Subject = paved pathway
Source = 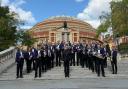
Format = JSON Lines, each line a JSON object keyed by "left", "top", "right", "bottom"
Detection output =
{"left": 0, "top": 58, "right": 128, "bottom": 80}
{"left": 0, "top": 58, "right": 128, "bottom": 89}
{"left": 1, "top": 78, "right": 128, "bottom": 89}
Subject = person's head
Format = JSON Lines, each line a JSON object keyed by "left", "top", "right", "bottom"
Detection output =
{"left": 17, "top": 47, "right": 20, "bottom": 52}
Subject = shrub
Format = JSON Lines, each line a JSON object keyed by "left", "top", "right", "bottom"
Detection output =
{"left": 119, "top": 43, "right": 128, "bottom": 54}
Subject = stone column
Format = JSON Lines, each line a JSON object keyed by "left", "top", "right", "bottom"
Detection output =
{"left": 62, "top": 32, "right": 64, "bottom": 41}
{"left": 67, "top": 32, "right": 70, "bottom": 42}
{"left": 64, "top": 32, "right": 67, "bottom": 42}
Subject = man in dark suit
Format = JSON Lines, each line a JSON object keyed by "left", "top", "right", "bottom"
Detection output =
{"left": 76, "top": 43, "right": 83, "bottom": 66}
{"left": 35, "top": 46, "right": 42, "bottom": 78}
{"left": 70, "top": 44, "right": 76, "bottom": 66}
{"left": 15, "top": 48, "right": 24, "bottom": 78}
{"left": 55, "top": 42, "right": 61, "bottom": 66}
{"left": 111, "top": 47, "right": 118, "bottom": 74}
{"left": 24, "top": 49, "right": 29, "bottom": 73}
{"left": 50, "top": 45, "right": 55, "bottom": 68}
{"left": 40, "top": 46, "right": 47, "bottom": 72}
{"left": 96, "top": 45, "right": 105, "bottom": 77}
{"left": 31, "top": 47, "right": 38, "bottom": 70}
{"left": 63, "top": 45, "right": 71, "bottom": 78}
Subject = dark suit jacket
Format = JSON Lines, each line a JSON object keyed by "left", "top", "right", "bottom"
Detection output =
{"left": 24, "top": 51, "right": 29, "bottom": 60}
{"left": 63, "top": 49, "right": 70, "bottom": 62}
{"left": 16, "top": 51, "right": 24, "bottom": 62}
{"left": 112, "top": 50, "right": 117, "bottom": 61}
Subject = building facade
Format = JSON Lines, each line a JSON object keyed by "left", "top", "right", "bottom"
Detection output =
{"left": 29, "top": 16, "right": 98, "bottom": 44}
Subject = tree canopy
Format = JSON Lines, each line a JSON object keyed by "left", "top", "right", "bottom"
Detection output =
{"left": 96, "top": 0, "right": 128, "bottom": 38}
{"left": 16, "top": 30, "right": 36, "bottom": 47}
{"left": 0, "top": 6, "right": 20, "bottom": 51}
{"left": 111, "top": 0, "right": 128, "bottom": 37}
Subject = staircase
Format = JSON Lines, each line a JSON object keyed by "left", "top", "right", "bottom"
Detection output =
{"left": 1, "top": 58, "right": 128, "bottom": 80}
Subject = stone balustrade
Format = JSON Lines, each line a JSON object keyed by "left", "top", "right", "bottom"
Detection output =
{"left": 0, "top": 47, "right": 16, "bottom": 74}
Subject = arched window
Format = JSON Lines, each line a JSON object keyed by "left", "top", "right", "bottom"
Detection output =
{"left": 50, "top": 33, "right": 55, "bottom": 42}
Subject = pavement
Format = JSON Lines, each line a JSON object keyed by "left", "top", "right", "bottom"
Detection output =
{"left": 0, "top": 58, "right": 128, "bottom": 89}
{"left": 1, "top": 58, "right": 128, "bottom": 80}
{"left": 1, "top": 78, "right": 128, "bottom": 89}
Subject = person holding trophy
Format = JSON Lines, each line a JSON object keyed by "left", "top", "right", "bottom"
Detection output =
{"left": 95, "top": 45, "right": 106, "bottom": 77}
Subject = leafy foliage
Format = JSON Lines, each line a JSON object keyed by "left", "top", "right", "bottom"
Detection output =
{"left": 118, "top": 43, "right": 128, "bottom": 54}
{"left": 0, "top": 6, "right": 20, "bottom": 51}
{"left": 96, "top": 0, "right": 128, "bottom": 38}
{"left": 96, "top": 13, "right": 111, "bottom": 37}
{"left": 16, "top": 30, "right": 36, "bottom": 47}
{"left": 111, "top": 0, "right": 128, "bottom": 37}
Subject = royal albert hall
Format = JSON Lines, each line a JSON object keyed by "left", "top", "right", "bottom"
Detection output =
{"left": 29, "top": 16, "right": 98, "bottom": 44}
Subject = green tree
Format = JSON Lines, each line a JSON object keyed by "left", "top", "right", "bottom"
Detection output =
{"left": 96, "top": 13, "right": 111, "bottom": 37}
{"left": 16, "top": 30, "right": 36, "bottom": 47}
{"left": 111, "top": 0, "right": 128, "bottom": 37}
{"left": 0, "top": 6, "right": 20, "bottom": 51}
{"left": 97, "top": 0, "right": 128, "bottom": 38}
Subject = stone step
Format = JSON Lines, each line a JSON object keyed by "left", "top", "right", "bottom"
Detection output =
{"left": 1, "top": 59, "right": 128, "bottom": 80}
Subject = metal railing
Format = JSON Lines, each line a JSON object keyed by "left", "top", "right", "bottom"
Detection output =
{"left": 0, "top": 47, "right": 16, "bottom": 64}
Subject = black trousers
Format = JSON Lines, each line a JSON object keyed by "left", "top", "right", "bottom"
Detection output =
{"left": 56, "top": 53, "right": 61, "bottom": 66}
{"left": 26, "top": 59, "right": 32, "bottom": 73}
{"left": 47, "top": 56, "right": 52, "bottom": 69}
{"left": 64, "top": 61, "right": 70, "bottom": 77}
{"left": 35, "top": 59, "right": 42, "bottom": 78}
{"left": 94, "top": 58, "right": 97, "bottom": 73}
{"left": 42, "top": 58, "right": 47, "bottom": 72}
{"left": 50, "top": 56, "right": 54, "bottom": 68}
{"left": 111, "top": 59, "right": 117, "bottom": 74}
{"left": 90, "top": 57, "right": 94, "bottom": 72}
{"left": 81, "top": 54, "right": 85, "bottom": 68}
{"left": 88, "top": 56, "right": 92, "bottom": 70}
{"left": 16, "top": 60, "right": 24, "bottom": 78}
{"left": 96, "top": 59, "right": 105, "bottom": 77}
{"left": 70, "top": 53, "right": 75, "bottom": 66}
{"left": 104, "top": 57, "right": 107, "bottom": 68}
{"left": 32, "top": 58, "right": 36, "bottom": 70}
{"left": 77, "top": 52, "right": 82, "bottom": 66}
{"left": 85, "top": 55, "right": 89, "bottom": 68}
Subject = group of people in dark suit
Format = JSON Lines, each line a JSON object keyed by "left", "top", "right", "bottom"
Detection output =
{"left": 15, "top": 41, "right": 118, "bottom": 78}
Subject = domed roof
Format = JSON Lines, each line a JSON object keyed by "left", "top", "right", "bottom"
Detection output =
{"left": 44, "top": 15, "right": 83, "bottom": 22}
{"left": 30, "top": 16, "right": 95, "bottom": 32}
{"left": 37, "top": 15, "right": 91, "bottom": 27}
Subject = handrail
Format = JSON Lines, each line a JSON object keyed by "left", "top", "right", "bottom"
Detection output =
{"left": 0, "top": 47, "right": 16, "bottom": 63}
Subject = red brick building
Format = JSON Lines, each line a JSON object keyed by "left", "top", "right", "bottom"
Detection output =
{"left": 29, "top": 16, "right": 98, "bottom": 43}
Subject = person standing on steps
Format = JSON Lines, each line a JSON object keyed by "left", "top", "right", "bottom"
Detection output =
{"left": 63, "top": 44, "right": 71, "bottom": 78}
{"left": 55, "top": 41, "right": 61, "bottom": 66}
{"left": 34, "top": 45, "right": 42, "bottom": 78}
{"left": 111, "top": 47, "right": 118, "bottom": 74}
{"left": 95, "top": 44, "right": 106, "bottom": 77}
{"left": 15, "top": 47, "right": 24, "bottom": 78}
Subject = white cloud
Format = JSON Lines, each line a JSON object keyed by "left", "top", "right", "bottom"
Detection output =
{"left": 77, "top": 0, "right": 112, "bottom": 28}
{"left": 20, "top": 25, "right": 33, "bottom": 29}
{"left": 1, "top": 0, "right": 36, "bottom": 26}
{"left": 1, "top": 0, "right": 10, "bottom": 6}
{"left": 75, "top": 0, "right": 84, "bottom": 2}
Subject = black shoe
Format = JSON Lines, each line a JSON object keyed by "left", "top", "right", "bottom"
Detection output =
{"left": 20, "top": 76, "right": 23, "bottom": 78}
{"left": 102, "top": 75, "right": 105, "bottom": 77}
{"left": 97, "top": 75, "right": 100, "bottom": 77}
{"left": 16, "top": 76, "right": 19, "bottom": 78}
